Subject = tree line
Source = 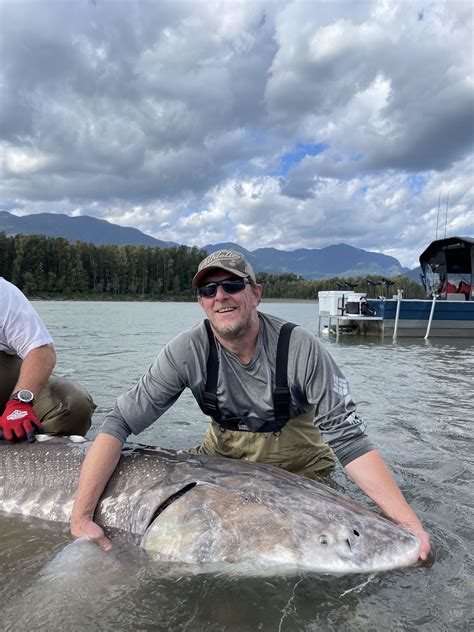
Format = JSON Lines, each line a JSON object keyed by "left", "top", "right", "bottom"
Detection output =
{"left": 0, "top": 232, "right": 425, "bottom": 300}
{"left": 257, "top": 272, "right": 425, "bottom": 300}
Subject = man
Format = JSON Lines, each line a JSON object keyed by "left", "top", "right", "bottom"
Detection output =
{"left": 71, "top": 250, "right": 430, "bottom": 559}
{"left": 0, "top": 277, "right": 95, "bottom": 442}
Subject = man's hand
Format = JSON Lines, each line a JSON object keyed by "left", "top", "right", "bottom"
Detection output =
{"left": 0, "top": 400, "right": 43, "bottom": 442}
{"left": 70, "top": 433, "right": 123, "bottom": 551}
{"left": 404, "top": 524, "right": 431, "bottom": 561}
{"left": 71, "top": 517, "right": 112, "bottom": 551}
{"left": 345, "top": 450, "right": 431, "bottom": 563}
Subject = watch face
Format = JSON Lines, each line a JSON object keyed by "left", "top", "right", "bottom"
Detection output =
{"left": 17, "top": 389, "right": 34, "bottom": 403}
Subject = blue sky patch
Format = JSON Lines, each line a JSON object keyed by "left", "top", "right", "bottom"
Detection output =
{"left": 274, "top": 142, "right": 328, "bottom": 176}
{"left": 405, "top": 174, "right": 429, "bottom": 195}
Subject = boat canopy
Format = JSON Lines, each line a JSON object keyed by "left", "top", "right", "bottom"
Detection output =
{"left": 420, "top": 236, "right": 473, "bottom": 301}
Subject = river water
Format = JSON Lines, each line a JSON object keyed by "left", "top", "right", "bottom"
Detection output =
{"left": 1, "top": 301, "right": 472, "bottom": 631}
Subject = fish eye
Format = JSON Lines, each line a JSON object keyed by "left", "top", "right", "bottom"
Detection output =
{"left": 353, "top": 529, "right": 360, "bottom": 537}
{"left": 319, "top": 535, "right": 328, "bottom": 546}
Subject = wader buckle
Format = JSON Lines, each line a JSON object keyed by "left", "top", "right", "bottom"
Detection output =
{"left": 202, "top": 392, "right": 219, "bottom": 416}
{"left": 273, "top": 386, "right": 291, "bottom": 419}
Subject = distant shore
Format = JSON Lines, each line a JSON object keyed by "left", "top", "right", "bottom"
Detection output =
{"left": 29, "top": 295, "right": 316, "bottom": 303}
{"left": 261, "top": 298, "right": 314, "bottom": 303}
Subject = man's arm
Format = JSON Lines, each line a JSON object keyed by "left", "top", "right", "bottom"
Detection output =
{"left": 294, "top": 333, "right": 430, "bottom": 560}
{"left": 345, "top": 450, "right": 430, "bottom": 559}
{"left": 70, "top": 433, "right": 123, "bottom": 549}
{"left": 70, "top": 338, "right": 192, "bottom": 547}
{"left": 0, "top": 344, "right": 57, "bottom": 442}
{"left": 11, "top": 344, "right": 56, "bottom": 396}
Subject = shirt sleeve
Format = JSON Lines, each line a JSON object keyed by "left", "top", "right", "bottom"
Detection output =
{"left": 291, "top": 330, "right": 374, "bottom": 467}
{"left": 0, "top": 280, "right": 53, "bottom": 358}
{"left": 100, "top": 334, "right": 190, "bottom": 443}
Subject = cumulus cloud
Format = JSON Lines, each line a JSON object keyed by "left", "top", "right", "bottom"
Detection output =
{"left": 0, "top": 0, "right": 472, "bottom": 267}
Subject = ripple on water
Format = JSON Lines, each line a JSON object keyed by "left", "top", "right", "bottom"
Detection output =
{"left": 7, "top": 301, "right": 470, "bottom": 631}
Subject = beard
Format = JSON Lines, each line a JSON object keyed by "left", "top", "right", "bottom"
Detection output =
{"left": 210, "top": 309, "right": 257, "bottom": 341}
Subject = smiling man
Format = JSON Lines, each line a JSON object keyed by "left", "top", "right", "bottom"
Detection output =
{"left": 71, "top": 250, "right": 430, "bottom": 560}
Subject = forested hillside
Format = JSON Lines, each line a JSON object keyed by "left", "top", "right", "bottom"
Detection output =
{"left": 0, "top": 233, "right": 425, "bottom": 300}
{"left": 0, "top": 233, "right": 204, "bottom": 299}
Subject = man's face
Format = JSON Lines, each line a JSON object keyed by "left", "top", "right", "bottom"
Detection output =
{"left": 197, "top": 270, "right": 263, "bottom": 340}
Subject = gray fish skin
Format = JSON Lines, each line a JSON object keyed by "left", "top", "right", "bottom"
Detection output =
{"left": 0, "top": 436, "right": 421, "bottom": 575}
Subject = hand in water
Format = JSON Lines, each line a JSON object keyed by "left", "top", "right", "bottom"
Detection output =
{"left": 405, "top": 525, "right": 430, "bottom": 561}
{"left": 71, "top": 518, "right": 112, "bottom": 551}
{"left": 415, "top": 528, "right": 431, "bottom": 561}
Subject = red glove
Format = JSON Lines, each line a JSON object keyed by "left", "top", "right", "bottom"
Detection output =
{"left": 0, "top": 400, "right": 43, "bottom": 443}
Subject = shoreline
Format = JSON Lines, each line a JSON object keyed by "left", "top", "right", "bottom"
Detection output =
{"left": 29, "top": 296, "right": 316, "bottom": 303}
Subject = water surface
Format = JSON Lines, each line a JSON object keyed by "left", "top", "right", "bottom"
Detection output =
{"left": 1, "top": 301, "right": 472, "bottom": 631}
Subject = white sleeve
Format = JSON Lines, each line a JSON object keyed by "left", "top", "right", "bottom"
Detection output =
{"left": 0, "top": 279, "right": 54, "bottom": 358}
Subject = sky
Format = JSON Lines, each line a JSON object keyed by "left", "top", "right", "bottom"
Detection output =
{"left": 1, "top": 0, "right": 473, "bottom": 268}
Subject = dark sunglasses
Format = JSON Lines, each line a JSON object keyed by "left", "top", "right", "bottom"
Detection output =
{"left": 197, "top": 278, "right": 251, "bottom": 298}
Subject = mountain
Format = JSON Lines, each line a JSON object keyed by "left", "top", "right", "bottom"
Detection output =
{"left": 405, "top": 266, "right": 423, "bottom": 284}
{"left": 1, "top": 211, "right": 419, "bottom": 281}
{"left": 0, "top": 211, "right": 178, "bottom": 248}
{"left": 205, "top": 242, "right": 412, "bottom": 280}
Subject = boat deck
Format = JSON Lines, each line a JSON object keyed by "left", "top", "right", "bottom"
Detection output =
{"left": 317, "top": 313, "right": 383, "bottom": 336}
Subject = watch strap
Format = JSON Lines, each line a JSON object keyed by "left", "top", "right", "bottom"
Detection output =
{"left": 10, "top": 390, "right": 35, "bottom": 405}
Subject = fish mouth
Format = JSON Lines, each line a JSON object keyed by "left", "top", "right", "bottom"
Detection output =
{"left": 145, "top": 482, "right": 197, "bottom": 530}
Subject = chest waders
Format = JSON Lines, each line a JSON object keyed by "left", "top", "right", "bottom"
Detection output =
{"left": 188, "top": 321, "right": 336, "bottom": 480}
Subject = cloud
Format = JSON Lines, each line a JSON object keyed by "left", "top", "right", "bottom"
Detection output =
{"left": 266, "top": 1, "right": 474, "bottom": 173}
{"left": 0, "top": 0, "right": 472, "bottom": 267}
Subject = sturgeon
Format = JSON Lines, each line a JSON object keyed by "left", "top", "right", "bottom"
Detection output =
{"left": 0, "top": 436, "right": 421, "bottom": 575}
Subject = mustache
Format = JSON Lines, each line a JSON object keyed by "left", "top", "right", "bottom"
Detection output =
{"left": 213, "top": 302, "right": 236, "bottom": 311}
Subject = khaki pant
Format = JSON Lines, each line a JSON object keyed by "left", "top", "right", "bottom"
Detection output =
{"left": 0, "top": 352, "right": 95, "bottom": 436}
{"left": 189, "top": 408, "right": 336, "bottom": 481}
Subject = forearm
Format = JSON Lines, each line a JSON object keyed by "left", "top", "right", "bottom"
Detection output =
{"left": 71, "top": 433, "right": 123, "bottom": 525}
{"left": 12, "top": 345, "right": 56, "bottom": 396}
{"left": 345, "top": 449, "right": 423, "bottom": 529}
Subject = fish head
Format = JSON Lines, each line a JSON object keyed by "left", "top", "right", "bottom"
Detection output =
{"left": 140, "top": 475, "right": 421, "bottom": 575}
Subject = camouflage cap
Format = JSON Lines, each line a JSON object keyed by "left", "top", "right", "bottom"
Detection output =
{"left": 192, "top": 249, "right": 257, "bottom": 287}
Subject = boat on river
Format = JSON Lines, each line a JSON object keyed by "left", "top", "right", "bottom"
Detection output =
{"left": 318, "top": 236, "right": 474, "bottom": 338}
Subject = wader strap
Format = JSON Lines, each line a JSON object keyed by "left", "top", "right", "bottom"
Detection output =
{"left": 203, "top": 319, "right": 220, "bottom": 419}
{"left": 274, "top": 322, "right": 297, "bottom": 420}
{"left": 201, "top": 319, "right": 297, "bottom": 430}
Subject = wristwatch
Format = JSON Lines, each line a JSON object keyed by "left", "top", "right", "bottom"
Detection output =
{"left": 10, "top": 389, "right": 35, "bottom": 405}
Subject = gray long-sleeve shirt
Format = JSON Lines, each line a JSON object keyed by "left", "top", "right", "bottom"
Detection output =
{"left": 101, "top": 313, "right": 373, "bottom": 466}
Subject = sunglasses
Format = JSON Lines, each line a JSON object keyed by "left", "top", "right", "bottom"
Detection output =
{"left": 197, "top": 278, "right": 251, "bottom": 298}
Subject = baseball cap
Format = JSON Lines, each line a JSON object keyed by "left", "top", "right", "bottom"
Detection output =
{"left": 192, "top": 249, "right": 257, "bottom": 287}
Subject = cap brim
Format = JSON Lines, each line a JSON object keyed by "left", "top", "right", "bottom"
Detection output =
{"left": 192, "top": 265, "right": 248, "bottom": 287}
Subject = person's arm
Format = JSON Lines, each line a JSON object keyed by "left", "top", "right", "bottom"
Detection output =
{"left": 70, "top": 329, "right": 202, "bottom": 547}
{"left": 345, "top": 450, "right": 430, "bottom": 559}
{"left": 70, "top": 433, "right": 123, "bottom": 549}
{"left": 294, "top": 333, "right": 430, "bottom": 560}
{"left": 0, "top": 281, "right": 56, "bottom": 441}
{"left": 296, "top": 331, "right": 374, "bottom": 464}
{"left": 0, "top": 344, "right": 57, "bottom": 442}
{"left": 11, "top": 344, "right": 56, "bottom": 396}
{"left": 70, "top": 337, "right": 191, "bottom": 546}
